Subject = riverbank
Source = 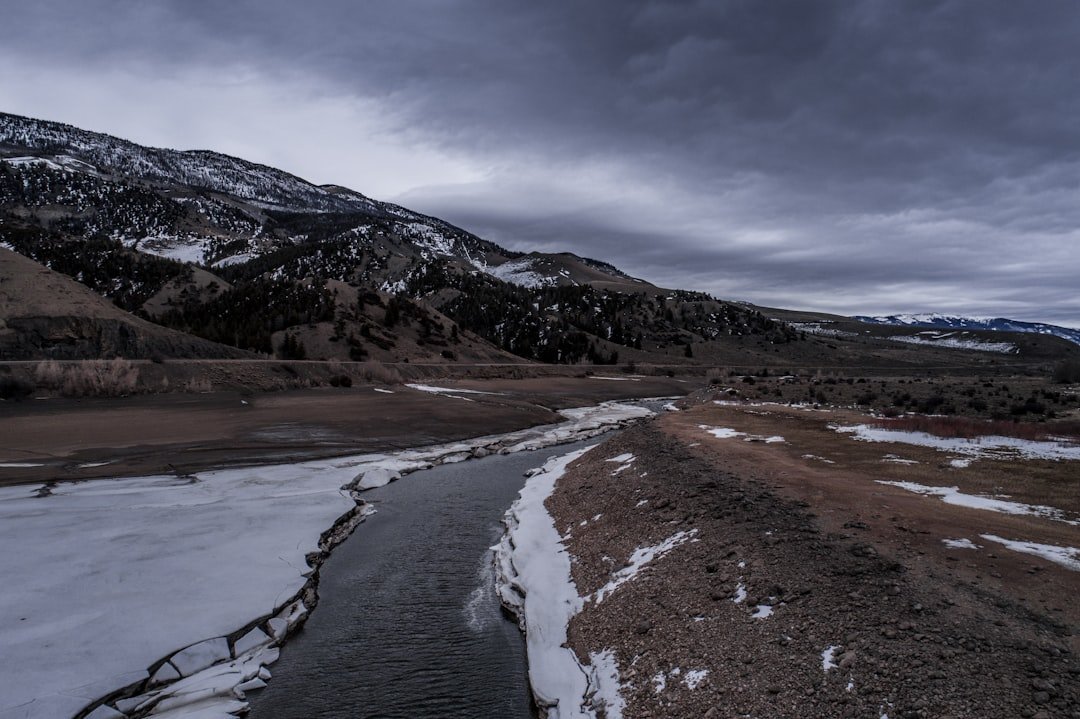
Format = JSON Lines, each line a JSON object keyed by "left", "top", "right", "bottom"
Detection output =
{"left": 0, "top": 375, "right": 689, "bottom": 486}
{"left": 0, "top": 398, "right": 658, "bottom": 719}
{"left": 503, "top": 396, "right": 1079, "bottom": 717}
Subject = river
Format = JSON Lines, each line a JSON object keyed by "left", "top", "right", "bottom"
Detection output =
{"left": 248, "top": 438, "right": 597, "bottom": 718}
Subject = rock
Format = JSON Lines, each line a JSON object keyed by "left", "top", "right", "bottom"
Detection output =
{"left": 170, "top": 636, "right": 231, "bottom": 676}
{"left": 275, "top": 598, "right": 308, "bottom": 630}
{"left": 635, "top": 621, "right": 653, "bottom": 635}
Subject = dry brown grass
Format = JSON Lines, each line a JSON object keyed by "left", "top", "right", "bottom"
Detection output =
{"left": 357, "top": 361, "right": 404, "bottom": 385}
{"left": 870, "top": 415, "right": 1080, "bottom": 442}
{"left": 183, "top": 377, "right": 212, "bottom": 393}
{"left": 35, "top": 359, "right": 140, "bottom": 397}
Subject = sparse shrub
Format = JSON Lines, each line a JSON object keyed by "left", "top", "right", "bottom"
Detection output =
{"left": 183, "top": 377, "right": 212, "bottom": 393}
{"left": 34, "top": 360, "right": 64, "bottom": 389}
{"left": 870, "top": 414, "right": 1076, "bottom": 441}
{"left": 0, "top": 375, "right": 33, "bottom": 400}
{"left": 1052, "top": 359, "right": 1080, "bottom": 384}
{"left": 52, "top": 359, "right": 140, "bottom": 397}
{"left": 358, "top": 361, "right": 403, "bottom": 385}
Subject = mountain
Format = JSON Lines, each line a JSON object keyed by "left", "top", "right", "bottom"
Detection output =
{"left": 0, "top": 247, "right": 251, "bottom": 360}
{"left": 855, "top": 314, "right": 1080, "bottom": 347}
{"left": 0, "top": 111, "right": 795, "bottom": 363}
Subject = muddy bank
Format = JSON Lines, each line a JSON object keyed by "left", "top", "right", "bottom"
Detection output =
{"left": 0, "top": 375, "right": 688, "bottom": 486}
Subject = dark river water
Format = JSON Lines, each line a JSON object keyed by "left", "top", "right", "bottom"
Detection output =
{"left": 249, "top": 439, "right": 596, "bottom": 719}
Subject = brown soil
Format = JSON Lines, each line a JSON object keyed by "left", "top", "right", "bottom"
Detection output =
{"left": 546, "top": 399, "right": 1079, "bottom": 718}
{"left": 0, "top": 375, "right": 688, "bottom": 485}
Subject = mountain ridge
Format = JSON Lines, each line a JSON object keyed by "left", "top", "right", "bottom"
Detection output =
{"left": 5, "top": 111, "right": 1074, "bottom": 369}
{"left": 1, "top": 111, "right": 798, "bottom": 363}
{"left": 855, "top": 313, "right": 1080, "bottom": 347}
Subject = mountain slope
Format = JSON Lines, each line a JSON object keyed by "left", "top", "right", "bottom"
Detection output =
{"left": 0, "top": 111, "right": 797, "bottom": 363}
{"left": 0, "top": 248, "right": 252, "bottom": 360}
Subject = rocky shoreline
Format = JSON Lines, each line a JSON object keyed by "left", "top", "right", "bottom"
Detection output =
{"left": 500, "top": 406, "right": 1078, "bottom": 718}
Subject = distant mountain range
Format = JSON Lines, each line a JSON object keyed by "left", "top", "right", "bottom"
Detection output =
{"left": 855, "top": 314, "right": 1080, "bottom": 347}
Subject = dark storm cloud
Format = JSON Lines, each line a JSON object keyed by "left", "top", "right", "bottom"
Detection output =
{"left": 3, "top": 0, "right": 1079, "bottom": 325}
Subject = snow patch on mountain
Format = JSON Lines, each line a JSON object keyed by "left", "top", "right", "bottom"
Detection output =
{"left": 0, "top": 112, "right": 368, "bottom": 213}
{"left": 887, "top": 332, "right": 1017, "bottom": 354}
{"left": 856, "top": 313, "right": 1080, "bottom": 346}
{"left": 475, "top": 257, "right": 559, "bottom": 289}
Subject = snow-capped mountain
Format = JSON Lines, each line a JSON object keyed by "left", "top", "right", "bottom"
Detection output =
{"left": 0, "top": 111, "right": 651, "bottom": 293}
{"left": 0, "top": 112, "right": 378, "bottom": 213}
{"left": 1, "top": 111, "right": 794, "bottom": 362}
{"left": 855, "top": 314, "right": 1080, "bottom": 347}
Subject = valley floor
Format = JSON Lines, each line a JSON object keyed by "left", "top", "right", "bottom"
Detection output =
{"left": 0, "top": 375, "right": 689, "bottom": 486}
{"left": 533, "top": 395, "right": 1079, "bottom": 718}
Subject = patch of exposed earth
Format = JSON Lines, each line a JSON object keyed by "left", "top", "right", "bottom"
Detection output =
{"left": 546, "top": 402, "right": 1079, "bottom": 718}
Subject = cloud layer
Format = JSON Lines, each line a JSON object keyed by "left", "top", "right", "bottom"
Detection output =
{"left": 2, "top": 1, "right": 1078, "bottom": 325}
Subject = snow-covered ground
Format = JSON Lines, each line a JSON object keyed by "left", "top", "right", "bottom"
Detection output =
{"left": 876, "top": 481, "right": 1078, "bottom": 525}
{"left": 979, "top": 535, "right": 1080, "bottom": 571}
{"left": 0, "top": 401, "right": 653, "bottom": 719}
{"left": 494, "top": 447, "right": 598, "bottom": 718}
{"left": 496, "top": 426, "right": 709, "bottom": 718}
{"left": 699, "top": 425, "right": 785, "bottom": 444}
{"left": 834, "top": 424, "right": 1080, "bottom": 462}
{"left": 404, "top": 383, "right": 502, "bottom": 396}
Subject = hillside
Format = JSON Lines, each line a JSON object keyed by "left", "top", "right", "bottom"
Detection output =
{"left": 1, "top": 112, "right": 1075, "bottom": 371}
{"left": 0, "top": 247, "right": 251, "bottom": 360}
{"left": 0, "top": 111, "right": 796, "bottom": 363}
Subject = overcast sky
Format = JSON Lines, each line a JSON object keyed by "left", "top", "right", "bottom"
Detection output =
{"left": 2, "top": 1, "right": 1078, "bottom": 326}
